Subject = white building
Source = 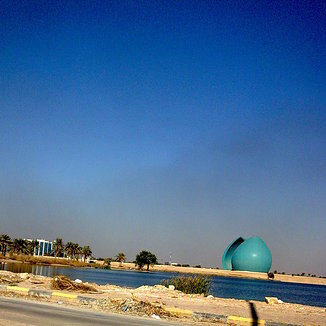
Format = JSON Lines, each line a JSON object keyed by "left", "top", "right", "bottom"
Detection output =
{"left": 26, "top": 239, "right": 53, "bottom": 256}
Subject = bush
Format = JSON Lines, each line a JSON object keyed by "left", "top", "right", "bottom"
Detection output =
{"left": 51, "top": 275, "right": 97, "bottom": 292}
{"left": 161, "top": 275, "right": 211, "bottom": 296}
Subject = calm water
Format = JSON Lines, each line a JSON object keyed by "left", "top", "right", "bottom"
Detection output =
{"left": 2, "top": 262, "right": 326, "bottom": 308}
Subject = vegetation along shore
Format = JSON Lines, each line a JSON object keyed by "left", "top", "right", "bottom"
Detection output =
{"left": 1, "top": 233, "right": 325, "bottom": 286}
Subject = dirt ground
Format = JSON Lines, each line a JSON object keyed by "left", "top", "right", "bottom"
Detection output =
{"left": 0, "top": 271, "right": 325, "bottom": 325}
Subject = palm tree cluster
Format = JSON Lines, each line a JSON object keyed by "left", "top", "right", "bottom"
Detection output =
{"left": 0, "top": 235, "right": 39, "bottom": 256}
{"left": 63, "top": 241, "right": 92, "bottom": 261}
{"left": 0, "top": 234, "right": 11, "bottom": 256}
{"left": 0, "top": 234, "right": 92, "bottom": 262}
{"left": 53, "top": 238, "right": 92, "bottom": 261}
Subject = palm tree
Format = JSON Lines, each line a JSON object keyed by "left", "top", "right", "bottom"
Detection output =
{"left": 76, "top": 245, "right": 82, "bottom": 261}
{"left": 65, "top": 242, "right": 74, "bottom": 259}
{"left": 82, "top": 246, "right": 92, "bottom": 262}
{"left": 65, "top": 242, "right": 80, "bottom": 260}
{"left": 0, "top": 234, "right": 11, "bottom": 256}
{"left": 27, "top": 239, "right": 39, "bottom": 255}
{"left": 9, "top": 238, "right": 29, "bottom": 255}
{"left": 115, "top": 252, "right": 126, "bottom": 266}
{"left": 53, "top": 238, "right": 64, "bottom": 257}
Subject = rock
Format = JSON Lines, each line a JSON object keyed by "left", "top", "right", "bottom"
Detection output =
{"left": 265, "top": 297, "right": 279, "bottom": 304}
{"left": 151, "top": 314, "right": 161, "bottom": 319}
{"left": 207, "top": 295, "right": 214, "bottom": 299}
{"left": 20, "top": 273, "right": 29, "bottom": 279}
{"left": 168, "top": 285, "right": 175, "bottom": 290}
{"left": 74, "top": 279, "right": 83, "bottom": 283}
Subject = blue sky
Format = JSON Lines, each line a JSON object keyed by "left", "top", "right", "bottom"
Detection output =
{"left": 1, "top": 1, "right": 325, "bottom": 275}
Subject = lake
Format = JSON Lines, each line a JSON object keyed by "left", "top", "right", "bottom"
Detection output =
{"left": 2, "top": 262, "right": 326, "bottom": 308}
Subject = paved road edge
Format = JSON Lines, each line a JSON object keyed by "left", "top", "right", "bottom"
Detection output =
{"left": 0, "top": 285, "right": 298, "bottom": 325}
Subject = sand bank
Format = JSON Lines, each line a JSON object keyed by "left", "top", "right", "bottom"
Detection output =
{"left": 110, "top": 262, "right": 326, "bottom": 286}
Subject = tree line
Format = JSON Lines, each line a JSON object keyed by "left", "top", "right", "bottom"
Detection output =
{"left": 1, "top": 234, "right": 159, "bottom": 271}
{"left": 0, "top": 234, "right": 92, "bottom": 261}
{"left": 104, "top": 250, "right": 158, "bottom": 271}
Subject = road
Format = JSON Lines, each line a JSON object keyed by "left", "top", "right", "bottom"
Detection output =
{"left": 0, "top": 297, "right": 183, "bottom": 325}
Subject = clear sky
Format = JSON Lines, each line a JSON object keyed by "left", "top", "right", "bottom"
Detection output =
{"left": 1, "top": 1, "right": 325, "bottom": 275}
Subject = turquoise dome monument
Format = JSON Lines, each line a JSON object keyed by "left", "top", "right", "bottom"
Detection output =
{"left": 222, "top": 236, "right": 272, "bottom": 273}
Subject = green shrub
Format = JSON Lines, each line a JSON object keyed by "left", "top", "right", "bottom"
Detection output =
{"left": 161, "top": 274, "right": 211, "bottom": 296}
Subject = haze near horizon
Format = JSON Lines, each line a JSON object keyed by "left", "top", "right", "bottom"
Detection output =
{"left": 1, "top": 1, "right": 325, "bottom": 275}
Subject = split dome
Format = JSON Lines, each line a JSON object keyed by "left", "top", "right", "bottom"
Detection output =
{"left": 222, "top": 236, "right": 272, "bottom": 273}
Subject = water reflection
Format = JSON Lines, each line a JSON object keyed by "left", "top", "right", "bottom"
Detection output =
{"left": 32, "top": 265, "right": 54, "bottom": 277}
{"left": 1, "top": 261, "right": 326, "bottom": 308}
{"left": 1, "top": 262, "right": 65, "bottom": 277}
{"left": 1, "top": 262, "right": 33, "bottom": 273}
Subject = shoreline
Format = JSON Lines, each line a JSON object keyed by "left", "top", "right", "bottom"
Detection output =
{"left": 2, "top": 258, "right": 325, "bottom": 286}
{"left": 0, "top": 270, "right": 325, "bottom": 325}
{"left": 109, "top": 262, "right": 326, "bottom": 286}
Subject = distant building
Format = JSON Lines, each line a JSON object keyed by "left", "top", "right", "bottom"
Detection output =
{"left": 222, "top": 236, "right": 272, "bottom": 273}
{"left": 27, "top": 239, "right": 54, "bottom": 256}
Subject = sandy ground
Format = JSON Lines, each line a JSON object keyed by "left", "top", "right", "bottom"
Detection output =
{"left": 0, "top": 271, "right": 325, "bottom": 325}
{"left": 110, "top": 262, "right": 326, "bottom": 286}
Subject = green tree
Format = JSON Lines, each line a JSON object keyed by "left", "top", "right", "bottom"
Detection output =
{"left": 26, "top": 239, "right": 39, "bottom": 255}
{"left": 65, "top": 242, "right": 74, "bottom": 259}
{"left": 0, "top": 234, "right": 11, "bottom": 256}
{"left": 65, "top": 242, "right": 80, "bottom": 260}
{"left": 104, "top": 257, "right": 112, "bottom": 269}
{"left": 9, "top": 238, "right": 28, "bottom": 255}
{"left": 82, "top": 245, "right": 92, "bottom": 262}
{"left": 135, "top": 250, "right": 158, "bottom": 271}
{"left": 53, "top": 238, "right": 64, "bottom": 257}
{"left": 76, "top": 246, "right": 82, "bottom": 261}
{"left": 115, "top": 252, "right": 126, "bottom": 266}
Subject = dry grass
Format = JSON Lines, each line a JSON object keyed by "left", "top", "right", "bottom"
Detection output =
{"left": 0, "top": 272, "right": 23, "bottom": 285}
{"left": 6, "top": 255, "right": 101, "bottom": 268}
{"left": 51, "top": 275, "right": 97, "bottom": 292}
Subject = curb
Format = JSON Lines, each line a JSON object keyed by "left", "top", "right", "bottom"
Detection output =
{"left": 0, "top": 285, "right": 299, "bottom": 325}
{"left": 164, "top": 307, "right": 193, "bottom": 317}
{"left": 7, "top": 286, "right": 29, "bottom": 293}
{"left": 193, "top": 311, "right": 227, "bottom": 322}
{"left": 227, "top": 315, "right": 265, "bottom": 325}
{"left": 28, "top": 289, "right": 52, "bottom": 298}
{"left": 52, "top": 291, "right": 78, "bottom": 299}
{"left": 0, "top": 285, "right": 89, "bottom": 302}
